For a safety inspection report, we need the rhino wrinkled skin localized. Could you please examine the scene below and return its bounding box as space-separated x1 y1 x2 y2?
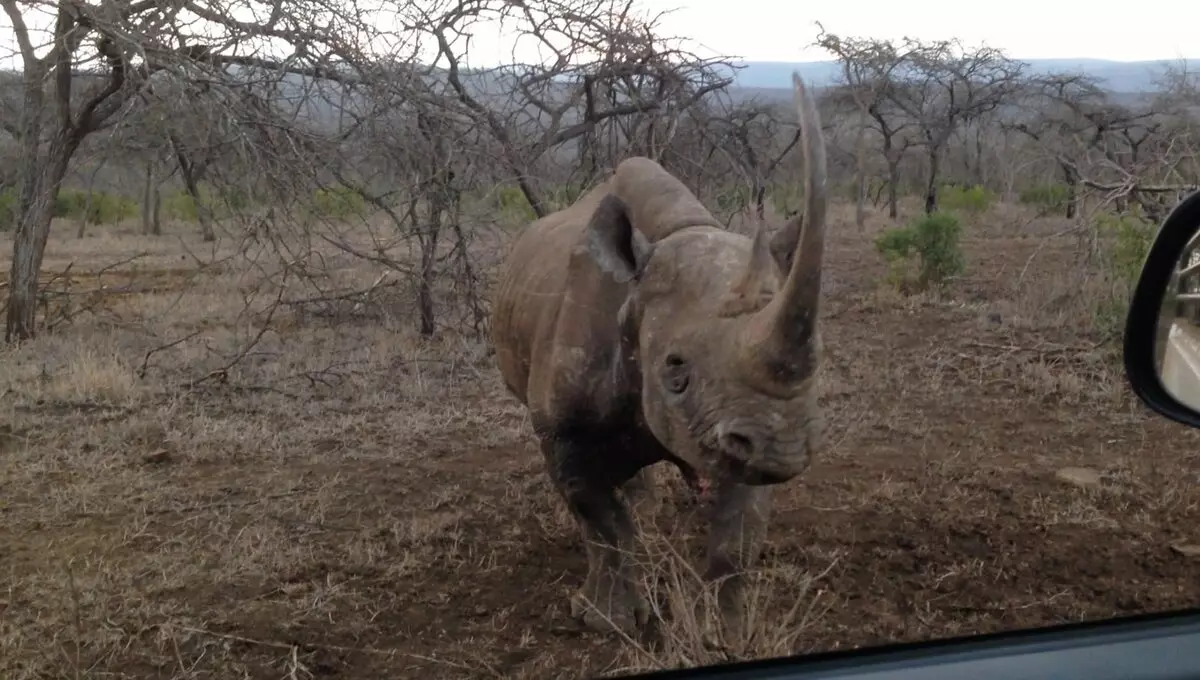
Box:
489 74 829 639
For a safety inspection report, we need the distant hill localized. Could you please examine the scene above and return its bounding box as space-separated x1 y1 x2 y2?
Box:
2 56 1178 139
731 58 1183 94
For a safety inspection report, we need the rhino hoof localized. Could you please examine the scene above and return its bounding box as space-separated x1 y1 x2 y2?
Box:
569 589 648 637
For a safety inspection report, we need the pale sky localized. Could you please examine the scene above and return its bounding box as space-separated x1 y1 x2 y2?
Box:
629 0 1199 63
1 0 1196 70
465 0 1200 65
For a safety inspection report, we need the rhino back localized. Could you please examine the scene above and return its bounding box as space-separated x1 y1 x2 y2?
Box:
491 185 632 432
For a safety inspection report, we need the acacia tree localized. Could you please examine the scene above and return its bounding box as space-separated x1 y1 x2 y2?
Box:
277 0 736 339
726 101 803 220
0 0 382 341
664 94 804 223
816 30 920 219
816 28 916 225
884 37 1026 214
1005 74 1107 217
1013 72 1197 222
635 92 741 205
419 0 734 218
117 115 171 237
309 68 488 338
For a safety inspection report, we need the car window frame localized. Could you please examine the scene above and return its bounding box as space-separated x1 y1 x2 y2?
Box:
617 607 1200 679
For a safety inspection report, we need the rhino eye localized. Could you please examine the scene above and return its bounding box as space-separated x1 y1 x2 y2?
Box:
662 354 689 394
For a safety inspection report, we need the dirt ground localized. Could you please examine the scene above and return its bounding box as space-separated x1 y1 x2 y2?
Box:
2 204 1199 679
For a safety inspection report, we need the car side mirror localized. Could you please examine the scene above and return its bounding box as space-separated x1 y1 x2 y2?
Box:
1124 189 1200 429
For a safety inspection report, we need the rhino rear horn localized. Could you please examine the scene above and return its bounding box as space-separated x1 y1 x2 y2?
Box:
721 221 776 317
586 194 655 284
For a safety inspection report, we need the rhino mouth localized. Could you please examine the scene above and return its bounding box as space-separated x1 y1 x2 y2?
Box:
696 425 802 487
672 446 799 491
724 457 798 486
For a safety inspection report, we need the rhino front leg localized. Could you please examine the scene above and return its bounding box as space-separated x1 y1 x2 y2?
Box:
542 438 648 636
704 475 774 644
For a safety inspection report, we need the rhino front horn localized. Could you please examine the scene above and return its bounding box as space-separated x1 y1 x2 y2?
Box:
743 73 828 386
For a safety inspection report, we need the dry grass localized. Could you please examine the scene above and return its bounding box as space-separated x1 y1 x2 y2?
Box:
1 202 1199 679
600 521 839 676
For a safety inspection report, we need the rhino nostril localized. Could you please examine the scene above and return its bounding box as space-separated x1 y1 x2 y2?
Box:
719 431 755 460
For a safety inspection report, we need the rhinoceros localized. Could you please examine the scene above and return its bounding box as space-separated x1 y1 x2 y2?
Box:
489 73 827 637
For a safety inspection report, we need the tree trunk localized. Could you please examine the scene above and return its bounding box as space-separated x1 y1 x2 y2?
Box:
515 174 547 220
75 191 92 239
152 186 162 235
924 146 942 215
854 107 868 230
6 137 75 342
880 132 901 220
418 196 442 337
448 186 485 339
973 127 986 186
171 138 214 241
887 160 900 219
1064 166 1078 220
142 161 162 236
179 165 214 241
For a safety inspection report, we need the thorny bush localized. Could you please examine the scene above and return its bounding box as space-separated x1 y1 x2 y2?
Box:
875 212 966 293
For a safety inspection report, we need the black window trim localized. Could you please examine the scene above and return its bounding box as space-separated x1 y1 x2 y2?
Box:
618 607 1200 679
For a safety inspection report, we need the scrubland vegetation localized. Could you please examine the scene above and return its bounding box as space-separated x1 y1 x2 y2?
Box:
1 0 1198 677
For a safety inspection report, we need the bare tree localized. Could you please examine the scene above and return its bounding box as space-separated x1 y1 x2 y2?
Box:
1014 72 1198 223
883 38 1026 214
418 0 734 218
288 0 740 338
0 0 383 341
817 28 915 225
681 97 803 221
817 30 921 219
311 69 487 338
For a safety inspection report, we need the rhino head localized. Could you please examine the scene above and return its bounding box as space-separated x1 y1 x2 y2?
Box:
584 75 827 487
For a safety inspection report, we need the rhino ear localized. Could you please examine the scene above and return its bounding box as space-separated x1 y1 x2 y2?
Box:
585 193 655 284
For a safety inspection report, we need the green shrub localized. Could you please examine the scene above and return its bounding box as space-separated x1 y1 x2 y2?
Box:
715 185 751 214
1099 212 1155 287
875 212 965 292
546 183 585 211
53 190 79 218
1093 211 1156 335
164 189 212 221
163 190 200 221
1018 184 1070 215
770 184 804 216
163 184 257 222
308 186 367 220
495 185 536 223
219 186 253 212
939 183 994 216
55 189 137 225
0 187 16 231
163 190 196 221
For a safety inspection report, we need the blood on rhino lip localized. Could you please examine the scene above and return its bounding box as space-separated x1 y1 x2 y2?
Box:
678 455 797 504
673 458 715 502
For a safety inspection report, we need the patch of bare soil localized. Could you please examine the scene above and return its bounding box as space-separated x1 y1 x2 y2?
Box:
2 214 1198 679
